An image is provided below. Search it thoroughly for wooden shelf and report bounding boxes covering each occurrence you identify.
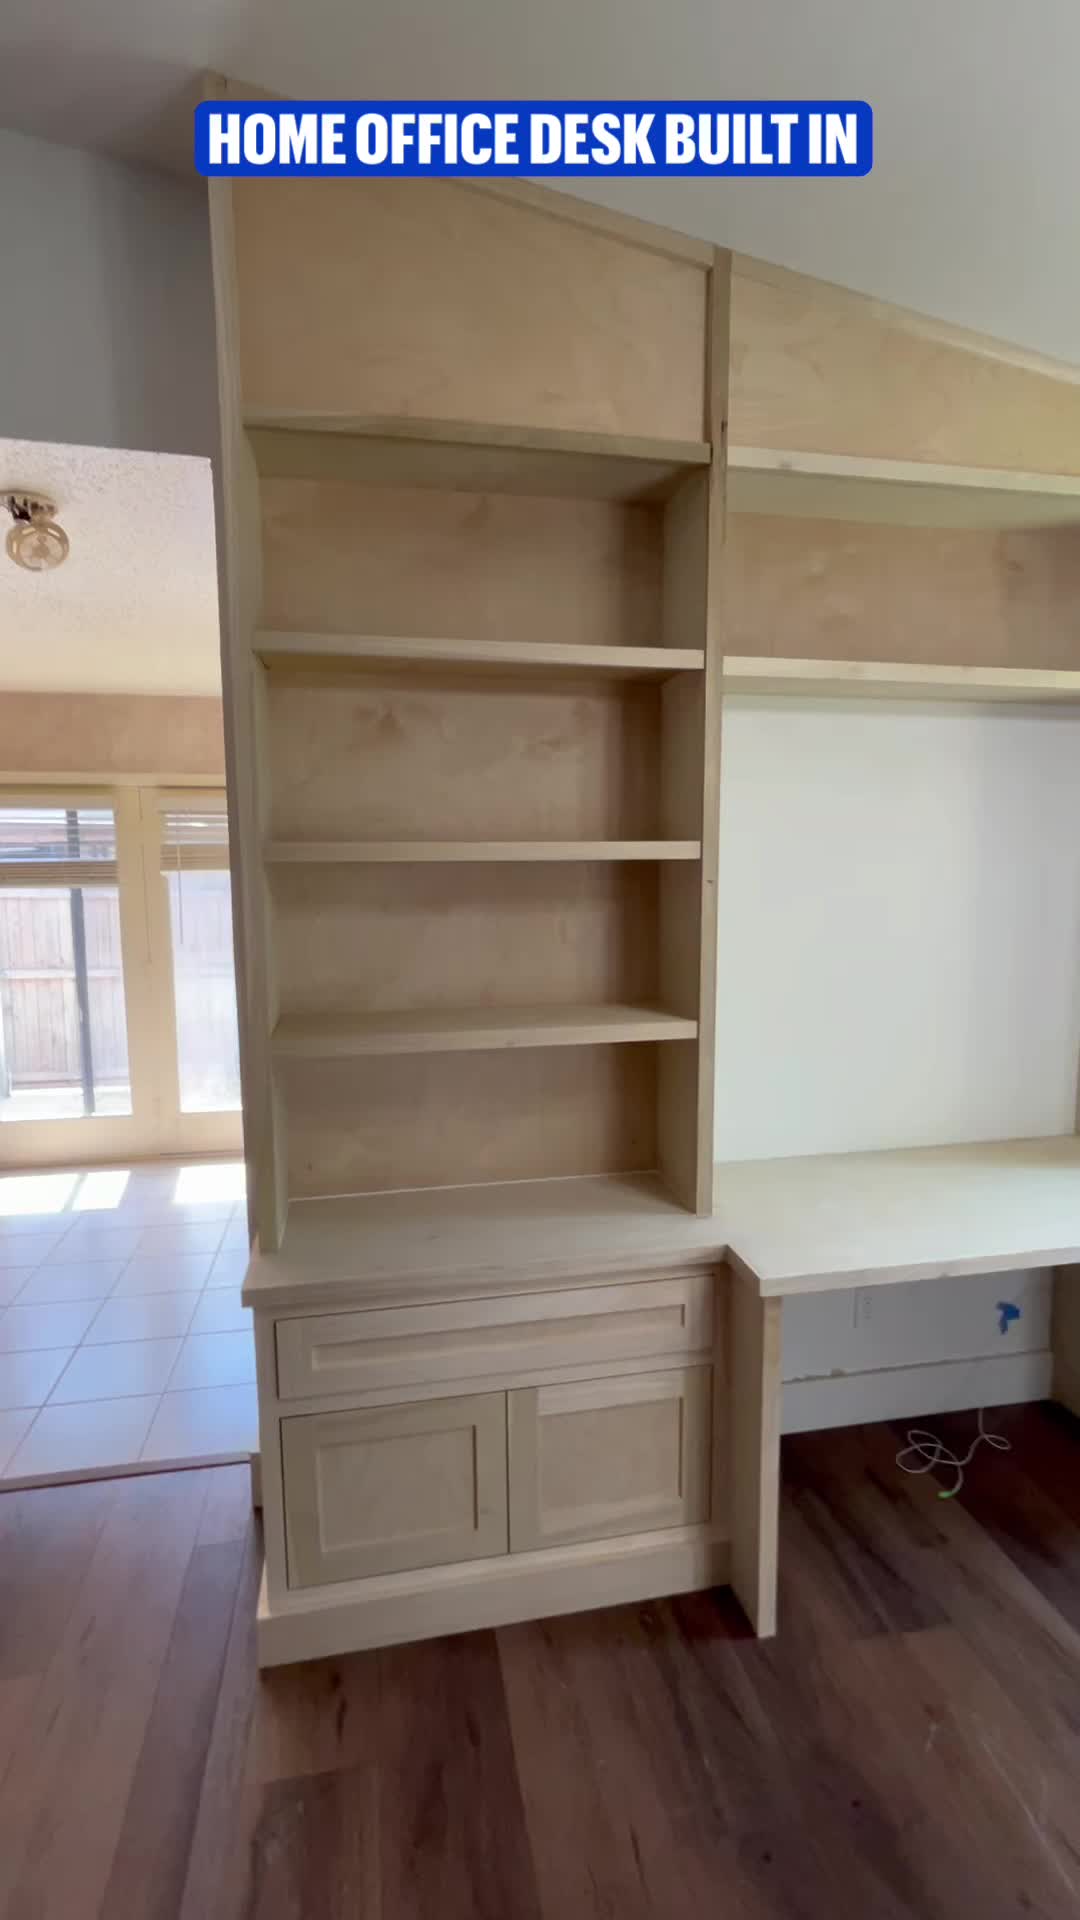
[714,1135,1080,1297]
[272,1004,698,1059]
[265,840,702,865]
[721,656,1080,705]
[256,632,705,680]
[728,445,1080,531]
[245,412,711,504]
[243,1171,725,1308]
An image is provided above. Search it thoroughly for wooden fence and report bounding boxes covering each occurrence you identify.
[0,879,239,1102]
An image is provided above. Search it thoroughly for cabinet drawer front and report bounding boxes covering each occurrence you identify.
[276,1275,713,1401]
[282,1391,508,1589]
[508,1365,711,1552]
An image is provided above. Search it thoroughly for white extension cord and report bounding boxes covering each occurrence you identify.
[895,1407,1010,1500]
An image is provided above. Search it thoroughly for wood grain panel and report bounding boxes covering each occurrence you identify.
[270,861,658,1014]
[731,260,1080,473]
[260,477,663,650]
[267,671,662,842]
[727,514,1080,670]
[281,1043,659,1197]
[232,176,706,438]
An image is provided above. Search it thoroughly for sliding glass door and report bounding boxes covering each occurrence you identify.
[0,787,243,1167]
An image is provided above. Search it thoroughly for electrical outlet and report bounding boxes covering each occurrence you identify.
[853,1288,875,1330]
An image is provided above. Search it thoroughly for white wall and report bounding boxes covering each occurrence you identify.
[0,127,217,460]
[716,696,1080,1428]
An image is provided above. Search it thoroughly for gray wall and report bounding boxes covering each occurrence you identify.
[0,127,217,460]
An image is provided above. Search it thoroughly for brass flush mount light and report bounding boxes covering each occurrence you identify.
[4,492,70,572]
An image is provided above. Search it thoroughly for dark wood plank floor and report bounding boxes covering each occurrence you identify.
[4,1403,1080,1918]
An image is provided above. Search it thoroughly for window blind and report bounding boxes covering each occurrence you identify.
[160,805,230,874]
[0,806,118,889]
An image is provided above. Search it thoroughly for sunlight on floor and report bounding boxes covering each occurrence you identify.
[0,1173,80,1217]
[69,1170,131,1211]
[173,1162,248,1206]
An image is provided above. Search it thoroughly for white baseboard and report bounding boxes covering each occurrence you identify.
[782,1348,1053,1435]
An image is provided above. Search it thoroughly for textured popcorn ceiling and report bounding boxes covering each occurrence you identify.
[0,440,220,696]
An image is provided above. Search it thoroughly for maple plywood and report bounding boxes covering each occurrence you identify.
[727,515,1080,671]
[232,176,706,439]
[731,261,1080,474]
[270,861,659,1015]
[260,478,663,651]
[282,1044,659,1197]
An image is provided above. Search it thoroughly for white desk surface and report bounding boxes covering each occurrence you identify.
[715,1135,1080,1297]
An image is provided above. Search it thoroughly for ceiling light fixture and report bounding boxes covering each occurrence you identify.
[4,492,70,572]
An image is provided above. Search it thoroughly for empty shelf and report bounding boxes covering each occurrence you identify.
[721,656,1080,704]
[728,445,1080,530]
[272,1004,699,1059]
[245,411,711,504]
[256,631,704,680]
[265,840,702,864]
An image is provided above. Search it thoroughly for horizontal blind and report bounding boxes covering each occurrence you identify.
[160,804,230,874]
[0,805,118,889]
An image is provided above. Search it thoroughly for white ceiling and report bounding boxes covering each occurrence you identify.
[0,0,1077,368]
[0,440,221,697]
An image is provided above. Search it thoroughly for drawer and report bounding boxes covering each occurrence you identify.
[275,1273,714,1401]
[508,1365,712,1551]
[282,1390,508,1589]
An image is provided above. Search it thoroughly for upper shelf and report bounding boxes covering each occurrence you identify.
[727,446,1080,531]
[256,632,704,681]
[265,840,702,865]
[245,412,711,505]
[721,656,1080,705]
[272,1003,698,1060]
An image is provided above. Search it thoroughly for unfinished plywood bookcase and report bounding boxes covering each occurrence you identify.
[211,79,1080,1664]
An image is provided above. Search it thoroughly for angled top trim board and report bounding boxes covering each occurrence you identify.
[721,657,1080,705]
[245,414,711,503]
[243,1136,1080,1310]
[728,446,1080,530]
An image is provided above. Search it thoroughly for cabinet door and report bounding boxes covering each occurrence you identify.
[282,1391,508,1589]
[508,1366,711,1552]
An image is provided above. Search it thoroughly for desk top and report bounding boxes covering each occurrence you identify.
[242,1136,1080,1311]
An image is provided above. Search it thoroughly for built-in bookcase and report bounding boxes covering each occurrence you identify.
[211,142,727,1249]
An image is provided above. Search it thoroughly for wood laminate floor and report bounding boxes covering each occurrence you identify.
[3,1403,1080,1918]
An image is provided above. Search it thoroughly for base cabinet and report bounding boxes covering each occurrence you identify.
[507,1365,712,1551]
[282,1390,509,1589]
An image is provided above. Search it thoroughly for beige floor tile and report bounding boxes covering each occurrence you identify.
[3,1396,159,1480]
[0,1407,37,1471]
[205,1249,251,1288]
[48,1225,144,1263]
[167,1331,256,1392]
[0,1300,101,1352]
[0,1347,72,1410]
[141,1384,257,1462]
[49,1338,183,1404]
[0,1232,67,1269]
[189,1288,251,1335]
[0,1269,33,1307]
[85,1292,201,1344]
[134,1223,228,1257]
[15,1261,126,1304]
[111,1253,215,1295]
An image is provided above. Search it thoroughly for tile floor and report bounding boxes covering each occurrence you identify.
[0,1159,256,1487]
